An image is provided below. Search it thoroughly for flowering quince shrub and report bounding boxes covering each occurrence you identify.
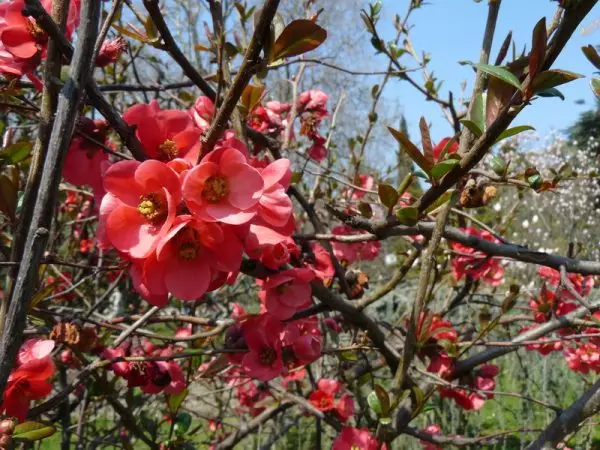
[1,0,600,449]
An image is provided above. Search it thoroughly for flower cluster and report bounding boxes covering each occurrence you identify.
[0,0,73,84]
[0,339,55,421]
[308,379,354,423]
[225,310,322,382]
[332,427,385,450]
[96,96,298,306]
[450,227,504,286]
[102,339,185,395]
[297,90,330,161]
[439,363,500,411]
[331,225,381,265]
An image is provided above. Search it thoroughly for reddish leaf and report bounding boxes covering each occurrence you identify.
[419,117,433,166]
[529,18,546,83]
[582,45,600,70]
[0,174,17,223]
[271,20,327,61]
[531,69,584,92]
[387,126,432,175]
[240,84,264,115]
[486,76,514,127]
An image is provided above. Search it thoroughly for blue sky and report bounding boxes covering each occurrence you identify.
[378,0,600,143]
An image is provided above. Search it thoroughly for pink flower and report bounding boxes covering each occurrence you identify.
[282,317,322,363]
[451,227,504,286]
[100,159,181,259]
[241,314,284,381]
[348,175,374,200]
[420,424,442,450]
[123,100,201,162]
[564,343,600,374]
[331,225,381,264]
[307,135,327,162]
[141,215,243,301]
[141,348,186,395]
[190,96,215,131]
[63,118,110,204]
[258,268,315,320]
[95,37,127,67]
[257,158,293,228]
[0,339,55,421]
[432,137,458,162]
[332,427,383,450]
[297,90,328,119]
[308,243,335,284]
[183,147,264,225]
[537,266,594,300]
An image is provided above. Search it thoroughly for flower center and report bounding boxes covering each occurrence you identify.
[350,446,361,450]
[137,193,166,223]
[158,139,179,161]
[177,228,199,260]
[259,348,276,365]
[26,19,47,44]
[202,175,230,203]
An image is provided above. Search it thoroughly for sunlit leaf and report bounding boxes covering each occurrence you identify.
[419,117,433,165]
[378,183,399,209]
[459,61,522,90]
[396,206,419,226]
[13,422,56,441]
[582,45,600,70]
[494,125,535,143]
[531,69,584,92]
[431,159,459,179]
[529,18,546,82]
[271,20,327,61]
[387,127,432,175]
[459,119,483,137]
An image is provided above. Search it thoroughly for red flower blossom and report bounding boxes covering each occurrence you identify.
[95,37,127,67]
[537,266,594,300]
[241,314,285,381]
[420,424,442,450]
[258,268,315,320]
[183,147,264,225]
[332,427,384,450]
[450,227,504,286]
[99,159,181,259]
[331,225,381,264]
[0,339,55,421]
[123,100,201,162]
[432,137,458,162]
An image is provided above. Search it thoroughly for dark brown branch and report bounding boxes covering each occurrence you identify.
[0,0,100,400]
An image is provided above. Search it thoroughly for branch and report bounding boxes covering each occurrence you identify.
[0,0,100,401]
[527,378,600,449]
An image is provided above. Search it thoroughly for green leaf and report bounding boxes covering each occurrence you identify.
[423,190,454,214]
[592,78,600,99]
[490,155,507,176]
[13,422,56,441]
[396,206,419,226]
[531,69,584,92]
[374,384,390,416]
[367,390,383,415]
[494,125,535,143]
[582,45,600,70]
[459,61,522,90]
[167,388,188,414]
[387,126,432,175]
[358,202,373,218]
[379,417,392,425]
[460,119,483,137]
[431,159,459,179]
[271,20,327,61]
[1,141,32,164]
[378,183,399,209]
[173,412,192,436]
[536,87,565,100]
[469,92,486,134]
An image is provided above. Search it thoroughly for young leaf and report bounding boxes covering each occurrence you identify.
[531,69,584,92]
[529,18,546,82]
[13,422,56,441]
[387,126,432,175]
[0,174,17,222]
[470,92,486,134]
[582,45,600,70]
[490,155,507,176]
[431,159,459,179]
[1,141,32,164]
[459,119,483,137]
[358,202,373,218]
[374,384,391,416]
[592,78,600,99]
[419,117,433,165]
[494,125,535,143]
[494,30,512,66]
[536,88,565,100]
[396,206,419,226]
[367,390,383,415]
[240,84,264,115]
[167,389,189,414]
[460,61,522,90]
[271,20,327,61]
[378,183,399,209]
[486,76,515,127]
